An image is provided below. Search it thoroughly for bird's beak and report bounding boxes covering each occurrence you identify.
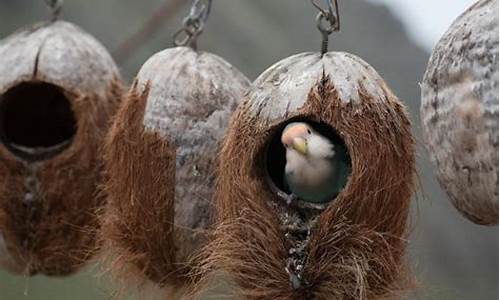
[292,137,307,155]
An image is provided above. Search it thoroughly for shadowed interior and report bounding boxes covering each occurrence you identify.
[265,118,351,194]
[0,82,77,161]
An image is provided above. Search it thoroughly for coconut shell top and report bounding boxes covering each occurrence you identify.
[0,21,118,98]
[102,47,250,287]
[421,0,499,225]
[0,21,122,275]
[197,52,416,300]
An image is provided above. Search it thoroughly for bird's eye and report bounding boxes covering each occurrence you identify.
[307,129,311,134]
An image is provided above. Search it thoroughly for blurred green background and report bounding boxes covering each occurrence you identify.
[0,0,498,299]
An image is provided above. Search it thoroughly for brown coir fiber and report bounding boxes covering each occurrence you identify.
[99,47,250,294]
[0,78,122,276]
[100,82,179,286]
[194,53,416,299]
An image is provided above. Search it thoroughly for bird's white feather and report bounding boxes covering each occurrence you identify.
[307,133,335,159]
[285,133,337,196]
[282,123,345,203]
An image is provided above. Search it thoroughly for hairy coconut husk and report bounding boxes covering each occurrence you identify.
[194,52,416,300]
[0,21,123,276]
[421,0,499,225]
[100,47,250,291]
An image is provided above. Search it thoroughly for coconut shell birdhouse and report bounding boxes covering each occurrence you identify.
[421,0,498,226]
[0,21,122,276]
[196,52,416,299]
[101,46,250,288]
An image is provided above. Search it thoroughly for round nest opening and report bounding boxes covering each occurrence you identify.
[0,81,77,161]
[265,117,352,203]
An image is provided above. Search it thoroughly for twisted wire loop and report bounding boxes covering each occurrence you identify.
[311,0,340,55]
[173,0,213,50]
[43,0,63,22]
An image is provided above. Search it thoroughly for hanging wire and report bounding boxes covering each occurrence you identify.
[173,0,213,50]
[311,0,340,55]
[43,0,63,22]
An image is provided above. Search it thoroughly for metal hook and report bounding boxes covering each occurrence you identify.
[311,0,340,55]
[43,0,63,22]
[173,0,213,50]
[190,0,212,24]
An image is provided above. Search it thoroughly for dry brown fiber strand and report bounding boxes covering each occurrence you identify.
[0,21,123,276]
[100,83,179,286]
[100,47,250,293]
[194,52,416,300]
[0,80,122,275]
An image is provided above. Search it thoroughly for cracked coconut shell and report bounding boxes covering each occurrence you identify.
[196,52,416,300]
[421,0,499,225]
[101,47,250,289]
[0,21,122,276]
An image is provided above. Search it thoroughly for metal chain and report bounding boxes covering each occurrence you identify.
[173,0,213,50]
[311,0,340,55]
[43,0,63,22]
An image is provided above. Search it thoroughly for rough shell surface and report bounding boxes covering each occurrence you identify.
[421,0,499,225]
[102,46,250,286]
[138,47,250,264]
[0,21,122,275]
[249,52,389,123]
[0,21,118,97]
[197,51,416,300]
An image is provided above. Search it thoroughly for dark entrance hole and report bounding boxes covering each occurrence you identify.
[265,117,351,201]
[0,82,77,161]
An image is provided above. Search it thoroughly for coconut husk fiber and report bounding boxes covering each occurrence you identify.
[194,52,416,300]
[421,0,499,226]
[100,47,250,291]
[0,21,123,276]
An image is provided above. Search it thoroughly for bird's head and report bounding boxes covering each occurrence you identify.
[281,122,313,156]
[281,122,335,158]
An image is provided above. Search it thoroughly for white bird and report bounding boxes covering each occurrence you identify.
[281,122,350,204]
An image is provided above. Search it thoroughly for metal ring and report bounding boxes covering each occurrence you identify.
[173,0,212,49]
[173,28,193,47]
[316,12,337,35]
[311,0,340,54]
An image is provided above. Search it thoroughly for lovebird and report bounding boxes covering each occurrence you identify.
[281,122,350,204]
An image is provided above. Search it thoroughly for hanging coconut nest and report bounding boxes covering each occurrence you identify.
[101,46,250,289]
[195,52,416,300]
[0,21,122,276]
[421,0,498,226]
